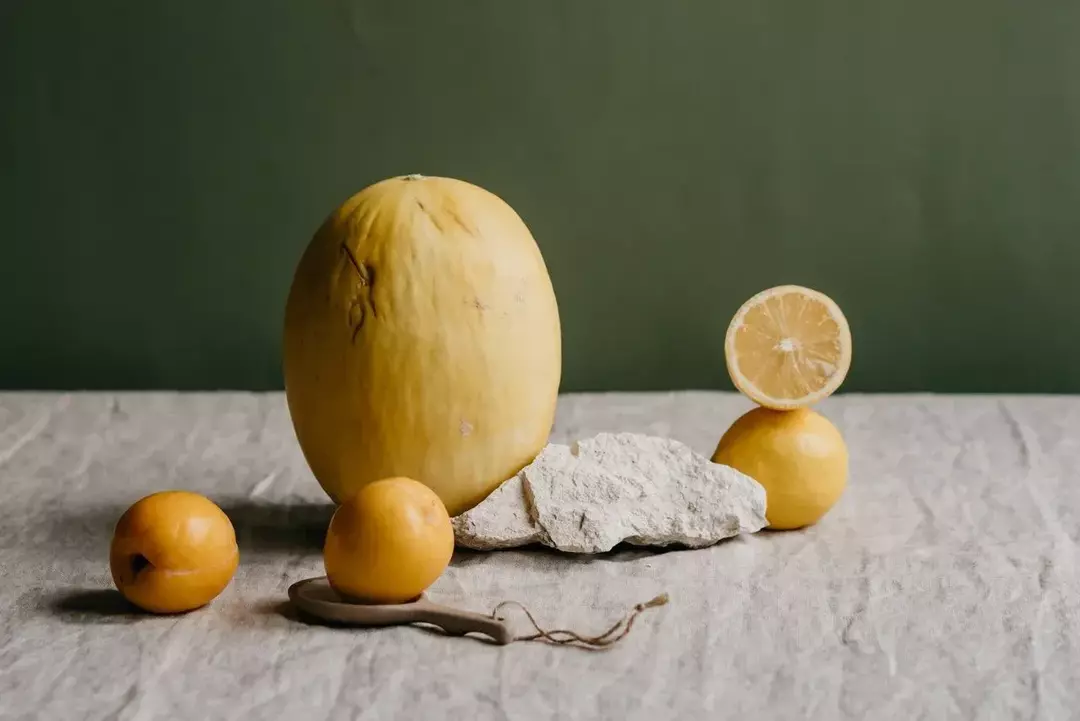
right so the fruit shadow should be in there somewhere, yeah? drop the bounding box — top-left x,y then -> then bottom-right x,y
43,588 -> 147,624
218,500 -> 334,554
39,499 -> 336,558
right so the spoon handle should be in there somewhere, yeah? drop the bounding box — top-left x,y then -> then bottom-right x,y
412,600 -> 514,645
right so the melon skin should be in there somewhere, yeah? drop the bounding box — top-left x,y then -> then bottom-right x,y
283,175 -> 561,516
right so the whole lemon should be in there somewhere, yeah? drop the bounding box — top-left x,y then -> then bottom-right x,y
712,407 -> 848,530
110,491 -> 239,613
324,477 -> 454,604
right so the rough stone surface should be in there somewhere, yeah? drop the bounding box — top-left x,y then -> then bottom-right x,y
453,432 -> 767,553
450,475 -> 543,550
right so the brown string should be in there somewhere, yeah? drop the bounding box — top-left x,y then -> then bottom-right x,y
491,593 -> 669,649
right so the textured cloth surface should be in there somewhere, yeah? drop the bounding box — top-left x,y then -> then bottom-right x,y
1,391 -> 1078,720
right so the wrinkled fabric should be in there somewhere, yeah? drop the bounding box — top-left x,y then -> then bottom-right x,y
0,391 -> 1077,720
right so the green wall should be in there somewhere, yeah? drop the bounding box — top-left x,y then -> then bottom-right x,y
4,1 -> 1080,392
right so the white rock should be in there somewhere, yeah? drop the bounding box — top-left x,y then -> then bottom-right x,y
451,475 -> 544,550
453,432 -> 767,553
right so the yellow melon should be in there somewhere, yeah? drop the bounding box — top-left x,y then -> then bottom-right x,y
283,174 -> 561,516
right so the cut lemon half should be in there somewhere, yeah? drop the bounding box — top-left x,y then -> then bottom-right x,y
725,285 -> 852,410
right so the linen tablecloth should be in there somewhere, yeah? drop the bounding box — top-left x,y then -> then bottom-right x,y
1,391 -> 1077,720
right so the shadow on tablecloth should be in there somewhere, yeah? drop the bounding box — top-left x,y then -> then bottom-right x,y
43,589 -> 145,623
31,498 -> 335,558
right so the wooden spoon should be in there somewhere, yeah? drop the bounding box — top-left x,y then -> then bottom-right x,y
288,577 -> 514,645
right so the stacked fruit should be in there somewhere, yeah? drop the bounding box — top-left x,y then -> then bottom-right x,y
712,286 -> 852,530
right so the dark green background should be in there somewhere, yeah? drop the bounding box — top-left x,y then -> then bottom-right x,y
4,1 -> 1080,392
